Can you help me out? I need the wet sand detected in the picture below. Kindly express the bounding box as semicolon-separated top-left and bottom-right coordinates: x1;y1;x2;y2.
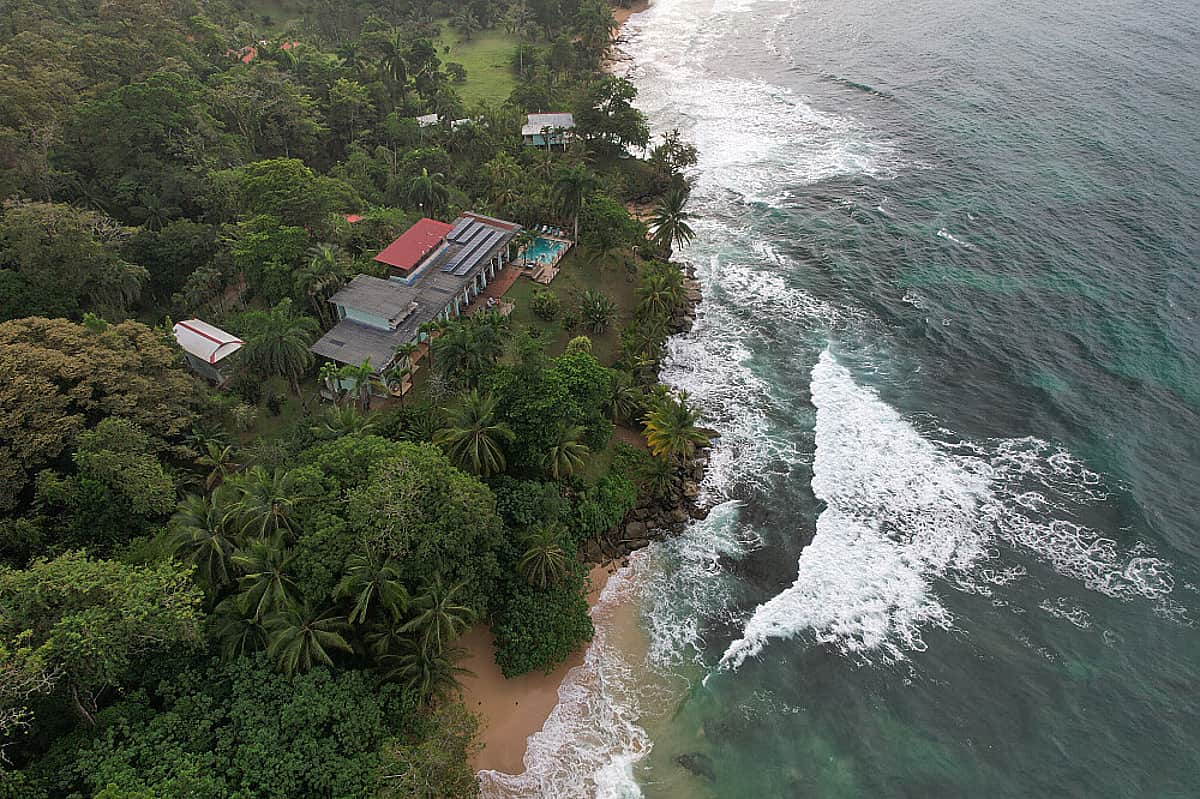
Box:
459;563;619;774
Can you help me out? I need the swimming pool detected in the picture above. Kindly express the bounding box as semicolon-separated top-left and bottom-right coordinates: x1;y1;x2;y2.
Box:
524;236;569;266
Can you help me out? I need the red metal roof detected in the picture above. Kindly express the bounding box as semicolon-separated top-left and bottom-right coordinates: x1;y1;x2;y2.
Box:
374;217;453;272
344;213;364;224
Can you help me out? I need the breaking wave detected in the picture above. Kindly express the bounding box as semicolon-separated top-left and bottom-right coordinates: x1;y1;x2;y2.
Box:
720;351;1176;670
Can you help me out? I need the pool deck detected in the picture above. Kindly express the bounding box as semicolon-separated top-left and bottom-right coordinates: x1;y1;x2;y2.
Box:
520;234;573;284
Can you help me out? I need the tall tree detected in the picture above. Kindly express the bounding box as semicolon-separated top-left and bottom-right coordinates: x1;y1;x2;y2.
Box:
643;392;709;465
551;164;599;242
238;299;319;395
400;578;474;656
649;186;696;252
336;549;408;625
543;423;589;480
232;538;299;622
435;389;514;477
168;488;241;594
233;466;305;541
406;167;450;216
265;603;354;675
517;522;570;588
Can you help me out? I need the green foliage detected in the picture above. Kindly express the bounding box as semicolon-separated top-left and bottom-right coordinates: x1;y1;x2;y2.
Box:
491;477;570;530
380;702;481;799
25;657;416;799
578;288;617;334
229;215;311;305
435;389;515;477
345;441;505;615
0;317;197;517
575;76;650;151
530;288;562;320
0;551;203;728
236;299;319;394
0;201;148;321
492;566;593;677
571;471;638;544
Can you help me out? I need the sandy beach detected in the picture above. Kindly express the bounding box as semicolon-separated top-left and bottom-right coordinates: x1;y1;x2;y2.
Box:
459;563;620;774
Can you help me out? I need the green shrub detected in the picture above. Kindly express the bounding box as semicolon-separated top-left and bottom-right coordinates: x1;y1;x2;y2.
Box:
492;568;594;677
531;289;561;321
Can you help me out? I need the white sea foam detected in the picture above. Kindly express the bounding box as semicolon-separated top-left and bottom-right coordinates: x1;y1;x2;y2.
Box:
721;351;992;668
478;565;653;799
719;352;1177;670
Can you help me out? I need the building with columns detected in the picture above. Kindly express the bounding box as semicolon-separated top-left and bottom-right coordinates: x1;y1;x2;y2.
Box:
310;212;521;383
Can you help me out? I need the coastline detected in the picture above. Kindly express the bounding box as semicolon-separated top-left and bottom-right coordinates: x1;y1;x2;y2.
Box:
459;563;620;774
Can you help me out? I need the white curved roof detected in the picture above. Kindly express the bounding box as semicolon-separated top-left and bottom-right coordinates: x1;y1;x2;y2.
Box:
173;319;244;364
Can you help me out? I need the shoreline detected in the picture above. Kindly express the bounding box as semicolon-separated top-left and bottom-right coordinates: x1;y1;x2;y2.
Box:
459;562;621;774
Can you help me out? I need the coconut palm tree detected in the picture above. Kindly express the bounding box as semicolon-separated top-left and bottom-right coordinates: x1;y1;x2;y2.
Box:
234;466;305;541
266;603;354;675
637;267;685;318
407;167;449;216
518;522;571;588
378;640;471;702
395;340;422;371
167;488;241;593
232;538;299;621
210;593;269;661
239;299;318;396
643;392;710;465
649;187;696;252
337;549;409;625
194;442;242;494
543;423;589;480
435;389;514;477
606;370;644;424
400;578;475;657
338;359;377;410
552;164;599;242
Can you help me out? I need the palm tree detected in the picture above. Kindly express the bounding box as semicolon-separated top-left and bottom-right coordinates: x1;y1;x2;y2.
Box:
266;603;354;675
240;299;318;396
167;489;241;593
400;579;474;656
606;370;644;424
649;187;696;252
407;167;449;216
295;244;347;327
311;404;377;439
484;151;522;210
543;423;589;480
518;522;570;588
337;550;409;625
578;289;617;333
234;466;304;541
378;640;471;702
552;164;599;242
338;359;377;410
195;442;242;493
211;593;269;661
232;539;299;621
435;389;514;477
637;267;685;318
394;340;422;371
376;30;409;101
643;393;710;465
583;240;626;274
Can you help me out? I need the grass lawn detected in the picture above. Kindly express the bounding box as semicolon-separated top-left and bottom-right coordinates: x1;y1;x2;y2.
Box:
505;250;640;366
434;23;522;106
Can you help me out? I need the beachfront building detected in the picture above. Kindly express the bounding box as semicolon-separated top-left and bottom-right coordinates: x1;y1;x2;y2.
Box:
522;113;576;148
310;212;521;392
172;319;244;385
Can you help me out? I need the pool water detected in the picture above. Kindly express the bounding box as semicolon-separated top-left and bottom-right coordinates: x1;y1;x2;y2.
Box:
525;236;568;265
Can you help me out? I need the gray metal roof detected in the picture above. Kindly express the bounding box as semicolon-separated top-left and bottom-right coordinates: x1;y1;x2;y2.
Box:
327;276;419;327
522;113;575;136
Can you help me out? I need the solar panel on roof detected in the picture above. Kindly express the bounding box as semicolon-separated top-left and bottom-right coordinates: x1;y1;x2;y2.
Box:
454;230;505;275
443;227;494;274
446;217;473;241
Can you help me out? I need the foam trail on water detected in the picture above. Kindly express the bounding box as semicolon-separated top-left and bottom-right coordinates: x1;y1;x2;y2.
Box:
720;352;1178;669
721;351;992;668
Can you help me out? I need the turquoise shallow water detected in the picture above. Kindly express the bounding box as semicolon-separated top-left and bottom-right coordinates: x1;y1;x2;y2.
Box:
483;0;1200;795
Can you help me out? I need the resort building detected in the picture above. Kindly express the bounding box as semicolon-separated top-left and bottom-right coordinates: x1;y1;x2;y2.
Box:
310;212;522;386
522;113;576;148
172;319;244;385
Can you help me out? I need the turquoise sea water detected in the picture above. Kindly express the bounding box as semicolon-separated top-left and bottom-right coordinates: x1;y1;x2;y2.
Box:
482;0;1200;795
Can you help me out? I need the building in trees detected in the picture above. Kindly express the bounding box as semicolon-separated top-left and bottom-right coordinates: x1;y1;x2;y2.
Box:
522;112;576;148
311;213;521;393
171;318;244;385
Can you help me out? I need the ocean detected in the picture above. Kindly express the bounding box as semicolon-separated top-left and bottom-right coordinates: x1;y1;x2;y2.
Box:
480;0;1200;795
